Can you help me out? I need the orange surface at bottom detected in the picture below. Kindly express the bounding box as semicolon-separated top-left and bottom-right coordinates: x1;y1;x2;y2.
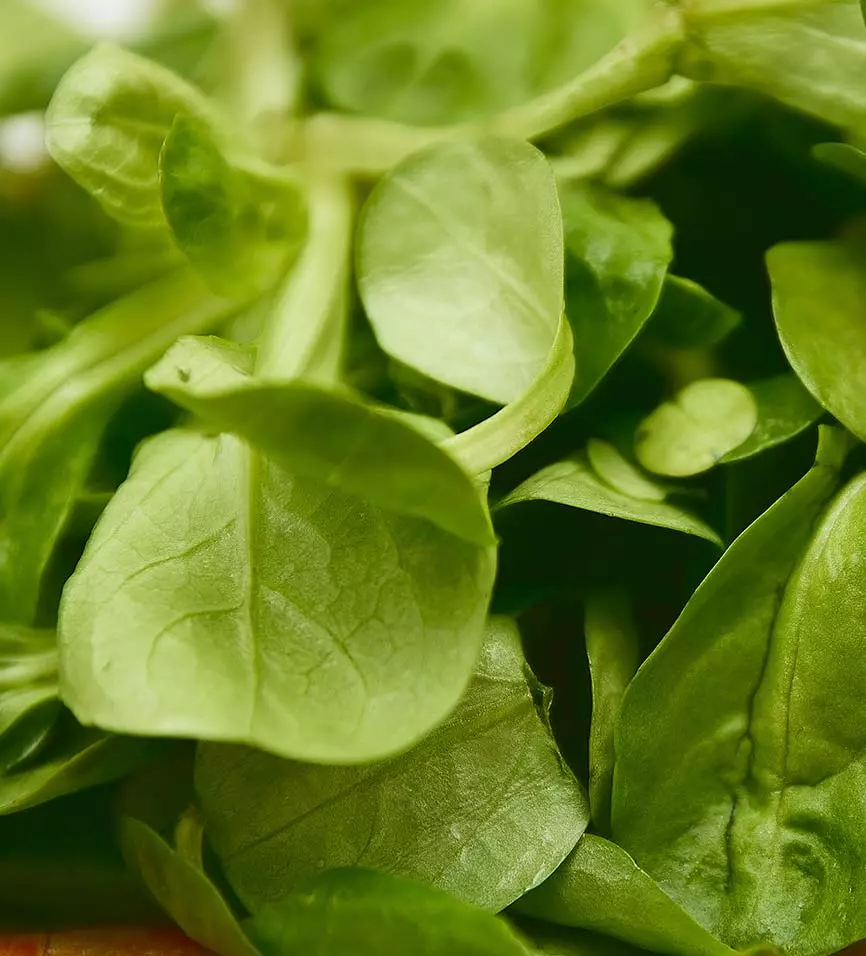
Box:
0;928;213;955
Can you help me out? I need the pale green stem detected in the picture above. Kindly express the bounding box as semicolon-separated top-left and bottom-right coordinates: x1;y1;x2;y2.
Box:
255;176;354;383
443;317;576;476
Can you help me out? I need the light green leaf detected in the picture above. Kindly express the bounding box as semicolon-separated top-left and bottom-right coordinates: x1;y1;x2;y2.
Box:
0;624;59;775
680;4;866;137
585;593;639;835
245;869;532;956
611;427;866;955
0;270;232;624
648;276;741;349
524;922;653;956
586;439;667;503
0;722;158;815
59;426;496;765
813;142;866;184
496;453;721;545
561;184;673;407
720;374;823;464
122;817;260;956
146;335;494;547
358;137;564;405
519;836;735;956
635;379;758;477
196;618;587;914
46;44;217;227
768;239;866;442
160;116;308;300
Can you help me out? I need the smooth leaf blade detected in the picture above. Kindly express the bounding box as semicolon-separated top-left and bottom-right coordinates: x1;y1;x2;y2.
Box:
196;619;588;914
768;239;866;443
59;427;496;765
358;136;564;405
147;335;495;547
160;116;308;300
46;44;216;227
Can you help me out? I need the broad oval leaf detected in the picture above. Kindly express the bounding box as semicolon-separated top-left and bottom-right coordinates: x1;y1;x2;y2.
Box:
146;335;494;547
496;453;721;546
586;439;667;503
561;184;673;407
720;374;822;465
519;836;736;956
46;44;216;227
768;239;866;443
160;116;308;301
59;427;496;765
611;428;866;956
196;619;587;913
634;379;758;478
245;869;531;956
358;136;564;405
647;276;741;350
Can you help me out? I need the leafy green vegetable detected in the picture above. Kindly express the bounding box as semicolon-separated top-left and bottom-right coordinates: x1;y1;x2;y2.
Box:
560;184;673;407
611;427;866;955
768;239;866;442
497;451;722;545
46;44;217;227
159;116;308;300
813;141;866;183
635;379;758;477
585;439;667;502
358;137;563;405
245;869;532;956
197;619;587;913
648;276;742;350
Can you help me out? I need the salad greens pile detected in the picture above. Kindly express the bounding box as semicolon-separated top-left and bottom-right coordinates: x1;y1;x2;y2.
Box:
2;0;866;953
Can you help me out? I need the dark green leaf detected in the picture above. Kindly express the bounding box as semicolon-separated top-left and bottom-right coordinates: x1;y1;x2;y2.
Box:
648;276;741;350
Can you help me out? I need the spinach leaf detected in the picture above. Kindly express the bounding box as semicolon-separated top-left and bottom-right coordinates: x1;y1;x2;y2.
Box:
46;44;217;227
634;379;758;477
195;618;587;913
146;335;494;546
358;137;564;405
584;592;639;835
522;921;654;956
0;624;59;775
720;375;822;465
611;427;866;955
160;116;308;300
123;816;260;956
518;835;736;956
560;184;673;407
680;3;866;136
497;452;722;545
245;869;532;956
813;142;866;183
768;239;866;443
647;276;741;350
0;269;232;624
59;423;495;764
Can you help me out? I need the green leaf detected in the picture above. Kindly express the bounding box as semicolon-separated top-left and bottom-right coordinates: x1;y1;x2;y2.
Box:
46;44;217;228
518;836;735;956
145;335;494;547
648;276;742;349
813;142;866;184
720;374;823;464
0;624;59;775
768;239;866;443
0;721;158;815
59;426;496;765
196;618;587;913
312;0;649;126
586;439;667;503
160;116;308;300
611;427;866;955
0;270;232;624
680;4;866;136
358;137;564;405
584;593;639;835
634;379;758;477
122;817;260;956
523;922;654;956
245;869;532;956
496;452;722;546
561;184;673;407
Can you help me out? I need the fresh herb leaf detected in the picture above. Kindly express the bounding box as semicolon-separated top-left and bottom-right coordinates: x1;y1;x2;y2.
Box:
648;276;742;350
